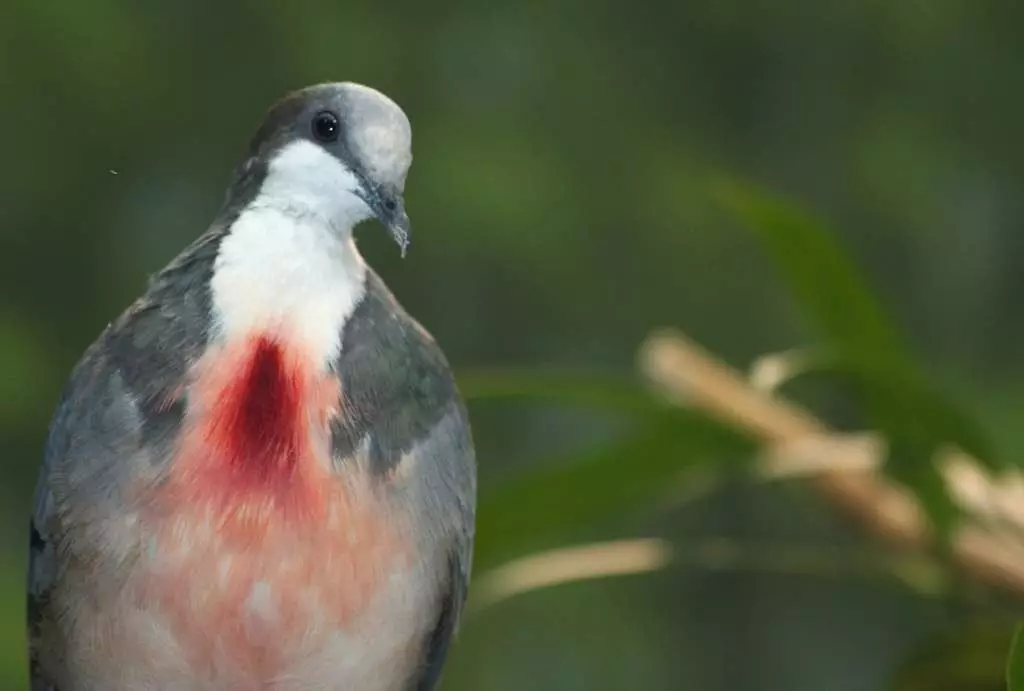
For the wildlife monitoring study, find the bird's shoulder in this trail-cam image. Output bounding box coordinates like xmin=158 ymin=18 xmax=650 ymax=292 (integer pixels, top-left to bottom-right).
xmin=43 ymin=228 xmax=225 ymax=473
xmin=334 ymin=270 xmax=475 ymax=691
xmin=33 ymin=226 xmax=225 ymax=550
xmin=29 ymin=228 xmax=226 ymax=691
xmin=331 ymin=267 xmax=469 ymax=472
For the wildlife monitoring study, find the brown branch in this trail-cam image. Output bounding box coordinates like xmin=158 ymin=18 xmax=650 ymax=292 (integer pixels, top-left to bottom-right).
xmin=638 ymin=328 xmax=1024 ymax=597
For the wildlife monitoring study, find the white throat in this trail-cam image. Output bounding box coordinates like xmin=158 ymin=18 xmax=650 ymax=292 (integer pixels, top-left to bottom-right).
xmin=210 ymin=140 xmax=372 ymax=363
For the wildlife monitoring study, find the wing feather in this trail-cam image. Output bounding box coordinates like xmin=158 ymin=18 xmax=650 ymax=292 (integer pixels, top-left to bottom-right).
xmin=331 ymin=270 xmax=476 ymax=691
xmin=28 ymin=229 xmax=224 ymax=690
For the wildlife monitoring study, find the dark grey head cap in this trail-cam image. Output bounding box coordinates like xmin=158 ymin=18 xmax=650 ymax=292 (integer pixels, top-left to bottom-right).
xmin=243 ymin=82 xmax=414 ymax=254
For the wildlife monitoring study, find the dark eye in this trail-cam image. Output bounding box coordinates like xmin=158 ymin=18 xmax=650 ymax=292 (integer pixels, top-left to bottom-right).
xmin=312 ymin=111 xmax=339 ymax=142
xmin=383 ymin=198 xmax=397 ymax=211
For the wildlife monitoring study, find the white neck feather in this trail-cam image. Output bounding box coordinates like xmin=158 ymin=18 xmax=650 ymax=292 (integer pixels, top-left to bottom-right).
xmin=210 ymin=141 xmax=373 ymax=364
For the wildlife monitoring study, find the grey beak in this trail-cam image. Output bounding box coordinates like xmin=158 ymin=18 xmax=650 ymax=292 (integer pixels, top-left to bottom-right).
xmin=365 ymin=183 xmax=411 ymax=257
xmin=385 ymin=204 xmax=411 ymax=258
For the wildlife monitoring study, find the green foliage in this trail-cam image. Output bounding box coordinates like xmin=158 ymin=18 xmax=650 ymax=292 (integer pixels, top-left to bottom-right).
xmin=714 ymin=178 xmax=912 ymax=365
xmin=1008 ymin=624 xmax=1024 ymax=691
xmin=714 ymin=179 xmax=1002 ymax=538
xmin=460 ymin=177 xmax=1006 ymax=572
xmin=459 ymin=370 xmax=755 ymax=568
xmin=889 ymin=620 xmax=1015 ymax=691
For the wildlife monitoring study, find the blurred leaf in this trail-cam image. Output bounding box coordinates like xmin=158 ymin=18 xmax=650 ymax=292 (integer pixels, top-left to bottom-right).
xmin=885 ymin=438 xmax=960 ymax=540
xmin=790 ymin=357 xmax=994 ymax=537
xmin=714 ymin=179 xmax=1003 ymax=539
xmin=474 ymin=411 xmax=755 ymax=570
xmin=457 ymin=367 xmax=678 ymax=416
xmin=1008 ymin=623 xmax=1024 ymax=691
xmin=713 ymin=177 xmax=912 ymax=367
xmin=890 ymin=619 xmax=1014 ymax=691
xmin=842 ymin=360 xmax=996 ymax=468
xmin=460 ymin=367 xmax=756 ymax=569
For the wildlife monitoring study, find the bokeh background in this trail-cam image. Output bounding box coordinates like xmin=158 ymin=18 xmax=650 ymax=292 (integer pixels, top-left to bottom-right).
xmin=4 ymin=2 xmax=1024 ymax=690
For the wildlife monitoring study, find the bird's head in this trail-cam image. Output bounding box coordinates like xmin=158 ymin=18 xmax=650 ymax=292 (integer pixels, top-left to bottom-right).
xmin=233 ymin=82 xmax=413 ymax=255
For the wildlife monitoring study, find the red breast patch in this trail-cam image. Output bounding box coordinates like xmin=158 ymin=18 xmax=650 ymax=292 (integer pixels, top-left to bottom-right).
xmin=138 ymin=333 xmax=410 ymax=682
xmin=170 ymin=333 xmax=340 ymax=520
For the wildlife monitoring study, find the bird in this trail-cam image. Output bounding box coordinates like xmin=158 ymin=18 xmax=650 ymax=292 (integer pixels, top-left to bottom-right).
xmin=28 ymin=82 xmax=476 ymax=691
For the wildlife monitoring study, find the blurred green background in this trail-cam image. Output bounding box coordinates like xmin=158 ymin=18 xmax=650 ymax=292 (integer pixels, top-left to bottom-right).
xmin=4 ymin=1 xmax=1024 ymax=690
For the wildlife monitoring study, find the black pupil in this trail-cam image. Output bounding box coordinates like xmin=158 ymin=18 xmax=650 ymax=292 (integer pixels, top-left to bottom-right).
xmin=313 ymin=112 xmax=338 ymax=142
xmin=384 ymin=198 xmax=396 ymax=211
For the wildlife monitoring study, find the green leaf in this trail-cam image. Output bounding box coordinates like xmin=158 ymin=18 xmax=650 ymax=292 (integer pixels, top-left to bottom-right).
xmin=789 ymin=356 xmax=997 ymax=540
xmin=889 ymin=619 xmax=1015 ymax=691
xmin=1008 ymin=623 xmax=1024 ymax=691
xmin=885 ymin=438 xmax=961 ymax=541
xmin=714 ymin=178 xmax=1004 ymax=539
xmin=840 ymin=358 xmax=997 ymax=471
xmin=456 ymin=367 xmax=756 ymax=569
xmin=713 ymin=177 xmax=913 ymax=367
xmin=457 ymin=367 xmax=676 ymax=416
xmin=473 ymin=411 xmax=755 ymax=570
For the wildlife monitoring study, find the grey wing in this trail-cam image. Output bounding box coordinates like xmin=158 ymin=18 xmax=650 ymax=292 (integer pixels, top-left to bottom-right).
xmin=330 ymin=271 xmax=476 ymax=691
xmin=28 ymin=343 xmax=105 ymax=691
xmin=348 ymin=401 xmax=475 ymax=691
xmin=27 ymin=229 xmax=223 ymax=691
xmin=405 ymin=405 xmax=475 ymax=691
xmin=27 ymin=328 xmax=195 ymax=691
xmin=28 ymin=344 xmax=112 ymax=691
xmin=28 ymin=478 xmax=59 ymax=691
xmin=414 ymin=550 xmax=470 ymax=691
xmin=335 ymin=401 xmax=475 ymax=691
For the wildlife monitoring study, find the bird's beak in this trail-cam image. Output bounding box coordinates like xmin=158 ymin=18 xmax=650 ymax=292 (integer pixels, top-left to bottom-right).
xmin=385 ymin=204 xmax=411 ymax=258
xmin=370 ymin=185 xmax=411 ymax=257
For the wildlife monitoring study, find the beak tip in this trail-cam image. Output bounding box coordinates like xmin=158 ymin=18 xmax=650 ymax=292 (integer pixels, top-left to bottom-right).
xmin=390 ymin=224 xmax=411 ymax=258
xmin=376 ymin=190 xmax=411 ymax=257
